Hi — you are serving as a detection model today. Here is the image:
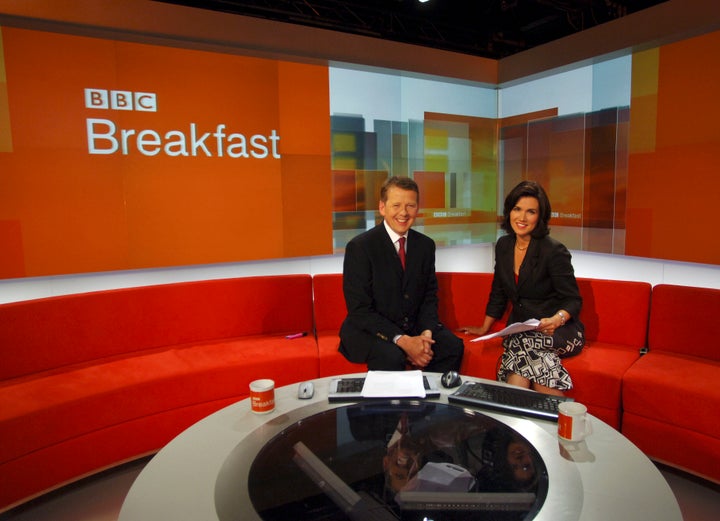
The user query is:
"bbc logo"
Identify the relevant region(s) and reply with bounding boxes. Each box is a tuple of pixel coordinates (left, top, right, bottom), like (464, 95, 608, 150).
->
(85, 89, 157, 112)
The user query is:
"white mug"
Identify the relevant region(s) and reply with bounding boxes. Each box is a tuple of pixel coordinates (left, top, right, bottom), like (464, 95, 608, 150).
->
(558, 401, 592, 442)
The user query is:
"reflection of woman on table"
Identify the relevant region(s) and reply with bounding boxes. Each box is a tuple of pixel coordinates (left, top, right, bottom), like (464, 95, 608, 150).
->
(477, 428, 540, 493)
(460, 180, 585, 396)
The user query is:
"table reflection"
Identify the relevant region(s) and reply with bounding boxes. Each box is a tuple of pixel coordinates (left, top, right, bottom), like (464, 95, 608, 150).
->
(248, 401, 547, 520)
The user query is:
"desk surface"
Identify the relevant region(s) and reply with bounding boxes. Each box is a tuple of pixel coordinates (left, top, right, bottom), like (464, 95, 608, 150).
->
(118, 374, 682, 521)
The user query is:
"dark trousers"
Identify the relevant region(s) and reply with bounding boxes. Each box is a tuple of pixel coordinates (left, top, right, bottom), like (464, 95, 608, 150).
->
(341, 327, 464, 373)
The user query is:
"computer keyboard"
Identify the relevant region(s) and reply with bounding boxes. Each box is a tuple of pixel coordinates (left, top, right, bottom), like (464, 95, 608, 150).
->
(447, 381, 573, 421)
(334, 377, 365, 393)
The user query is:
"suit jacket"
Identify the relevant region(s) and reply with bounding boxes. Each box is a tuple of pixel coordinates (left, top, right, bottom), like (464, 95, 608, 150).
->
(339, 223, 442, 361)
(486, 234, 583, 325)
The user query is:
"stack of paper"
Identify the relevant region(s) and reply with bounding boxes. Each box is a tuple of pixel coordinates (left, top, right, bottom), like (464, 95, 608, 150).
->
(360, 370, 426, 398)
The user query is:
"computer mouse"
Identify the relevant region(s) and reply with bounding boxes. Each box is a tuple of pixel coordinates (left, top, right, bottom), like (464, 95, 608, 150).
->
(441, 370, 462, 389)
(298, 381, 314, 399)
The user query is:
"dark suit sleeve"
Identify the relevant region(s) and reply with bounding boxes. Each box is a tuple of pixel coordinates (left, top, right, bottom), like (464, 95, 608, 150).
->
(342, 231, 406, 342)
(342, 227, 442, 342)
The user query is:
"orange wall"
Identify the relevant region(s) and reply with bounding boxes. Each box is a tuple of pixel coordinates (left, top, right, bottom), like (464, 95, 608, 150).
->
(628, 31, 720, 265)
(3, 17, 720, 277)
(0, 27, 332, 278)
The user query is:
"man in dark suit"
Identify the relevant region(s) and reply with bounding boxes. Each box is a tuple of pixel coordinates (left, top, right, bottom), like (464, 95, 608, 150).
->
(338, 176, 464, 372)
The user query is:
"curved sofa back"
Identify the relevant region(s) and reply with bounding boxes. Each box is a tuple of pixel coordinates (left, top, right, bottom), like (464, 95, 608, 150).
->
(576, 278, 651, 347)
(649, 284, 720, 360)
(312, 273, 346, 332)
(0, 274, 313, 380)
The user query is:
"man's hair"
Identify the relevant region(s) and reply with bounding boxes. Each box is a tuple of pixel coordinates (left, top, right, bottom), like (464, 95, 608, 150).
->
(380, 176, 420, 202)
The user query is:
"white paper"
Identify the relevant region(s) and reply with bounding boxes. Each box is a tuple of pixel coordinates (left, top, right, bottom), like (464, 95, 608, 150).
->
(469, 318, 541, 342)
(361, 370, 426, 398)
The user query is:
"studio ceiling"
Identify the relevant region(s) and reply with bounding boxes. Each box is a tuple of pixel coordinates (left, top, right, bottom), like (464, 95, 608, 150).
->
(157, 0, 669, 59)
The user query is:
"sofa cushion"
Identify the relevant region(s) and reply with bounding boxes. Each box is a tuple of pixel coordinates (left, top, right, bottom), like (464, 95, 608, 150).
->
(312, 274, 347, 332)
(312, 274, 365, 376)
(648, 284, 720, 360)
(317, 334, 366, 377)
(456, 334, 503, 380)
(621, 413, 720, 484)
(0, 397, 239, 511)
(555, 278, 650, 428)
(436, 272, 496, 330)
(0, 335, 318, 466)
(563, 342, 642, 428)
(623, 352, 720, 436)
(436, 272, 508, 380)
(576, 278, 651, 347)
(624, 352, 720, 485)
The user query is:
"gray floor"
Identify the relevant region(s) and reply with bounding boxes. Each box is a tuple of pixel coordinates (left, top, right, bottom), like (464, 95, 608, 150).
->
(1, 457, 719, 520)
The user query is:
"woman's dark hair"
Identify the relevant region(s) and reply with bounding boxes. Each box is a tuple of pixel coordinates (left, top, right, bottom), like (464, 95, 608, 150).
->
(500, 180, 551, 238)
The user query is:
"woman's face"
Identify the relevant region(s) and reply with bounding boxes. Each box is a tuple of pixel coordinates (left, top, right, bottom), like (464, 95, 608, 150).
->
(507, 441, 536, 484)
(510, 196, 539, 239)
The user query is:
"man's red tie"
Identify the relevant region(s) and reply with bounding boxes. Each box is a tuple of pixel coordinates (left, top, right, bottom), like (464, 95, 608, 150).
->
(398, 236, 406, 270)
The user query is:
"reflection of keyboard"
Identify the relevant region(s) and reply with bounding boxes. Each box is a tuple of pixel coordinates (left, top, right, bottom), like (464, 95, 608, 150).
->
(447, 381, 573, 421)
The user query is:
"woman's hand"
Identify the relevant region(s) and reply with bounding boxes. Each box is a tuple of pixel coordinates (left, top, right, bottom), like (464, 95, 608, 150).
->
(457, 326, 488, 336)
(458, 316, 495, 337)
(537, 314, 565, 336)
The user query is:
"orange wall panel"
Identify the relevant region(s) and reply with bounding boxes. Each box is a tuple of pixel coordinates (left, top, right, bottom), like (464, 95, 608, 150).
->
(627, 31, 720, 265)
(0, 27, 333, 277)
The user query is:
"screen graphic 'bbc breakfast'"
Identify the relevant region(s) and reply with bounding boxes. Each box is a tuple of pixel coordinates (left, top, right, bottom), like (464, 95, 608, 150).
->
(84, 89, 281, 159)
(0, 27, 332, 278)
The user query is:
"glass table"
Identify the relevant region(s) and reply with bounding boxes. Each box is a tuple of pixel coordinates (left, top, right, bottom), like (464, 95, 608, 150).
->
(119, 374, 682, 521)
(247, 400, 547, 520)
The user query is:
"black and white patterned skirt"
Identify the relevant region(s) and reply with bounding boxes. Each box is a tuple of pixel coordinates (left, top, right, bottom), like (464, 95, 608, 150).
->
(497, 324, 585, 390)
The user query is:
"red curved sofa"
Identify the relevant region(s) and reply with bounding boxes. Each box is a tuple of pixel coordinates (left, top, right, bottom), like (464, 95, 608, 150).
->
(1, 273, 718, 512)
(0, 275, 318, 512)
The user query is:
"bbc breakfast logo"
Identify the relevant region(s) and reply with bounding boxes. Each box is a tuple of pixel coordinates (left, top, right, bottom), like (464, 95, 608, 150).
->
(85, 89, 158, 112)
(83, 88, 281, 159)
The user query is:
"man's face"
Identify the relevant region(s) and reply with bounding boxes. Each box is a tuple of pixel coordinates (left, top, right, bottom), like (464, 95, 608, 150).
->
(379, 186, 418, 236)
(383, 442, 421, 493)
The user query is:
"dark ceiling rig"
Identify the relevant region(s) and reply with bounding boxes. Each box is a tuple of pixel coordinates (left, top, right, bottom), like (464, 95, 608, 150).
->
(157, 0, 669, 59)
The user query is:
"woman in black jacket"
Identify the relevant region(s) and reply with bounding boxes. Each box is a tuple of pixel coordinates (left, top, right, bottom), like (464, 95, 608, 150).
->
(461, 180, 585, 395)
